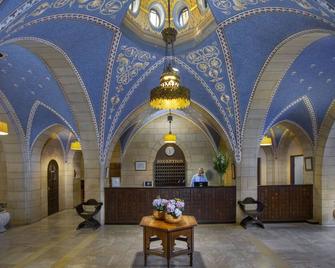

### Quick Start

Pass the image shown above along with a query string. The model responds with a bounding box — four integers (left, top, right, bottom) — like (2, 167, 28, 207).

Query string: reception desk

(105, 186, 236, 224)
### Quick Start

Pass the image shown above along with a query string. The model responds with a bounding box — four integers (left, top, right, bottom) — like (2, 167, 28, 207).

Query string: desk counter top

(105, 186, 233, 189)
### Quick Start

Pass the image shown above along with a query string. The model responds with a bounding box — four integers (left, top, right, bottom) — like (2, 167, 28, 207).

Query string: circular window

(129, 0, 140, 16)
(173, 2, 189, 30)
(197, 0, 209, 14)
(149, 9, 160, 28)
(178, 7, 189, 28)
(0, 52, 7, 60)
(148, 2, 165, 31)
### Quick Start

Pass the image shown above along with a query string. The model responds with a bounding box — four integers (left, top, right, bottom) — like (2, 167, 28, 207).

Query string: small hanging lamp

(260, 135, 272, 146)
(0, 121, 8, 136)
(163, 112, 176, 143)
(149, 0, 190, 110)
(70, 140, 81, 151)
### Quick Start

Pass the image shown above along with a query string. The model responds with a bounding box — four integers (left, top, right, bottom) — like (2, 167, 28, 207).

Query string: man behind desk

(190, 168, 208, 187)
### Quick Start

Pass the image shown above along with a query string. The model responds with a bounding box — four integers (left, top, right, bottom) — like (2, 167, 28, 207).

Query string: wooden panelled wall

(105, 185, 313, 224)
(105, 187, 236, 224)
(258, 185, 313, 222)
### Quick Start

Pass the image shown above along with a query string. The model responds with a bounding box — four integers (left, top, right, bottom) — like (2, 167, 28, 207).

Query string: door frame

(290, 154, 303, 185)
(47, 159, 59, 215)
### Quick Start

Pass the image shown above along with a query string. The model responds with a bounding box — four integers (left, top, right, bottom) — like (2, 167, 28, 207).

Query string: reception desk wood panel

(105, 187, 236, 224)
(258, 185, 313, 222)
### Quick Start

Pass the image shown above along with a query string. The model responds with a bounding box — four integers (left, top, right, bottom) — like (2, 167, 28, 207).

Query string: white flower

(174, 208, 182, 217)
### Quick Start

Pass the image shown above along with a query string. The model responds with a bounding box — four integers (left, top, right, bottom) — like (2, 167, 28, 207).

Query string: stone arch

(123, 110, 218, 156)
(314, 101, 335, 225)
(30, 124, 73, 221)
(106, 101, 234, 169)
(0, 92, 27, 224)
(272, 121, 314, 185)
(238, 30, 331, 219)
(119, 113, 225, 187)
(2, 38, 102, 215)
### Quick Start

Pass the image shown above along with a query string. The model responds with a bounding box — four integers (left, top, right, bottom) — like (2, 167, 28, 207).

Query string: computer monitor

(194, 181, 208, 187)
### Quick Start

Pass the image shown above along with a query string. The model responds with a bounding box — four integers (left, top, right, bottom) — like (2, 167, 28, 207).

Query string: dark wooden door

(48, 160, 59, 215)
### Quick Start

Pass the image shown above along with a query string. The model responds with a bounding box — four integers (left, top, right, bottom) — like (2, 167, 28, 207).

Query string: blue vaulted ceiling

(0, 43, 78, 146)
(265, 36, 335, 143)
(0, 0, 335, 162)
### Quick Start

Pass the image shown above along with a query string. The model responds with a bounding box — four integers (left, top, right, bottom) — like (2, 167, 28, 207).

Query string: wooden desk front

(105, 187, 236, 224)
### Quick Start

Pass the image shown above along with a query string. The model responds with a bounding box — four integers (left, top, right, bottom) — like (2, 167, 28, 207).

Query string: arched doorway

(47, 160, 59, 215)
(154, 143, 186, 186)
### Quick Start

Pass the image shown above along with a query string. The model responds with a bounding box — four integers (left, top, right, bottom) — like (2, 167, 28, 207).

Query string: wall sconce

(70, 140, 81, 151)
(0, 121, 9, 136)
(260, 135, 272, 146)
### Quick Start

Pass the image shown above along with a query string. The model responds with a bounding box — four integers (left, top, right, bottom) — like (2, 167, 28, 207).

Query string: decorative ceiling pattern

(265, 36, 335, 143)
(0, 0, 335, 163)
(0, 44, 77, 140)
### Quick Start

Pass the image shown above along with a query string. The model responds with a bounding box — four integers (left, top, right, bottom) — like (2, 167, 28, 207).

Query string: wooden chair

(75, 199, 103, 230)
(238, 197, 264, 229)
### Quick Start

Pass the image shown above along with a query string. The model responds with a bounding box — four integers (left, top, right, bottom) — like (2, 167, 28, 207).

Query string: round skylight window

(197, 0, 209, 14)
(173, 2, 189, 30)
(178, 7, 189, 28)
(148, 2, 165, 31)
(129, 0, 140, 16)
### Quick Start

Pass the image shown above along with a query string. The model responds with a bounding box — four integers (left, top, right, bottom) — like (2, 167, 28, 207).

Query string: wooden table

(140, 215, 197, 267)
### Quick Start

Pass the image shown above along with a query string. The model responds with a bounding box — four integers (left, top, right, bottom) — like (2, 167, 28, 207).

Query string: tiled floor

(0, 210, 335, 267)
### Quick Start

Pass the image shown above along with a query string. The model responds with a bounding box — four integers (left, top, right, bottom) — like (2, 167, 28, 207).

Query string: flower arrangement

(166, 198, 185, 218)
(152, 197, 185, 223)
(152, 197, 168, 211)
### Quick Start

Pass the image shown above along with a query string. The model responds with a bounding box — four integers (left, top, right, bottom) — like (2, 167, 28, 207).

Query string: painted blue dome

(0, 0, 334, 161)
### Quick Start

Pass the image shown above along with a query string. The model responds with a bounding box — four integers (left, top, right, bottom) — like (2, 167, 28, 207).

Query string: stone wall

(258, 134, 313, 185)
(320, 124, 335, 225)
(120, 115, 229, 187)
(73, 151, 84, 207)
(0, 141, 6, 204)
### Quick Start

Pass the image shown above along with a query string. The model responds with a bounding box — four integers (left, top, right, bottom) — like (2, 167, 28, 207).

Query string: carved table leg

(167, 232, 172, 268)
(143, 227, 148, 266)
(190, 228, 194, 266)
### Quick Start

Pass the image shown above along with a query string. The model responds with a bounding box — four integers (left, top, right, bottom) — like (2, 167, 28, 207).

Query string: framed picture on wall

(135, 161, 147, 171)
(231, 163, 236, 180)
(304, 157, 313, 171)
(112, 177, 120, 187)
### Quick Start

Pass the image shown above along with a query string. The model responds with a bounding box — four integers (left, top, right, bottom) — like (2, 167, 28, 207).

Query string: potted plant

(164, 198, 185, 224)
(213, 151, 229, 185)
(152, 196, 168, 220)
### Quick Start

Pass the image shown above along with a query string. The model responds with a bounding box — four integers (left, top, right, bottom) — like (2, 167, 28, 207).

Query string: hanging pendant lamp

(260, 135, 272, 146)
(149, 0, 190, 110)
(163, 112, 176, 143)
(70, 140, 82, 151)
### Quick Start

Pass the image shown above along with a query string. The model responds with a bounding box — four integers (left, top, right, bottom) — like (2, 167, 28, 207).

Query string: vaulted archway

(238, 31, 332, 221)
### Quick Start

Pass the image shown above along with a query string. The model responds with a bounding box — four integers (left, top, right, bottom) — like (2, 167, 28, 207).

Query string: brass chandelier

(149, 0, 190, 110)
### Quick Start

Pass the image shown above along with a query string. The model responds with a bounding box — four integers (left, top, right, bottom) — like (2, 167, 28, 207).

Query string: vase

(153, 210, 165, 220)
(164, 213, 182, 224)
(0, 211, 10, 233)
(220, 174, 225, 186)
